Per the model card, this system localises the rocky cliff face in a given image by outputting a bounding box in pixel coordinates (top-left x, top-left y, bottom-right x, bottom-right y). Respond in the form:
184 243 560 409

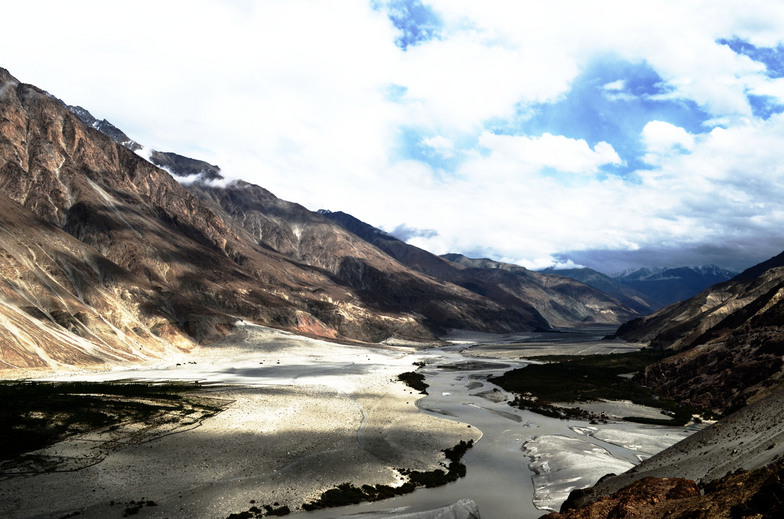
0 67 555 369
0 67 434 368
544 462 784 519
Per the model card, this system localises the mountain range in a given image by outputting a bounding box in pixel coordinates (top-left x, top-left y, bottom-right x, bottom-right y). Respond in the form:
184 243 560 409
3 66 784 518
0 67 646 370
541 265 737 312
615 252 784 414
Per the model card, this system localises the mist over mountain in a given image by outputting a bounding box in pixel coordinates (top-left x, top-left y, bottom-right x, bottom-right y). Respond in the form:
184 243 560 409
4 67 675 368
4 64 784 519
1 67 558 368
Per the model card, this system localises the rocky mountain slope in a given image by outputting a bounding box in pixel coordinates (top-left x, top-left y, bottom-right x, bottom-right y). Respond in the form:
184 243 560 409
186 181 549 334
545 460 784 519
441 254 641 327
549 384 784 518
544 254 784 518
320 211 640 327
613 265 737 308
1 67 565 369
615 253 784 414
540 267 657 315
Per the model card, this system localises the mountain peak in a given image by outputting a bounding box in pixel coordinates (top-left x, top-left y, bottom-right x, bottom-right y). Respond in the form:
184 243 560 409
64 104 223 184
66 104 142 151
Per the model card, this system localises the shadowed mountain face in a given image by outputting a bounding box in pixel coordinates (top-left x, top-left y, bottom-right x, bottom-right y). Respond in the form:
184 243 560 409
319 211 640 327
613 265 737 308
0 67 559 368
186 181 549 335
540 267 657 315
615 254 784 414
441 254 641 327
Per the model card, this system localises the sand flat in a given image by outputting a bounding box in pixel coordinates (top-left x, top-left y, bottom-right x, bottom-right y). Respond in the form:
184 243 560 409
0 324 479 519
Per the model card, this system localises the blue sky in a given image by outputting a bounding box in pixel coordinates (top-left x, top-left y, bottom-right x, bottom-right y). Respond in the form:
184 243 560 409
3 0 784 273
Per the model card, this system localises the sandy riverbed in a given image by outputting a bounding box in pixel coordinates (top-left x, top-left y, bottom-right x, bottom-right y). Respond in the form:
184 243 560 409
1 325 702 518
0 323 479 519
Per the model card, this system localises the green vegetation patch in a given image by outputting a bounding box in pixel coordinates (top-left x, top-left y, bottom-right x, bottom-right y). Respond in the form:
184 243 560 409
489 350 709 425
0 380 223 460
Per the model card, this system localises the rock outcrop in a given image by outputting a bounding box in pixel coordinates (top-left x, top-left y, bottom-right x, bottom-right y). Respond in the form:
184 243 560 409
549 386 784 518
544 462 784 519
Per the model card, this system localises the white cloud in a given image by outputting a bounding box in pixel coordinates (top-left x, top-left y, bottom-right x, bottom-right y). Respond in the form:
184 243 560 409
421 135 455 157
477 133 621 174
603 79 626 92
641 121 695 164
601 79 637 101
3 1 784 272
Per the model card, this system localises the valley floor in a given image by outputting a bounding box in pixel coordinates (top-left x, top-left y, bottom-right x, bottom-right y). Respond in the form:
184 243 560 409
0 324 477 519
0 324 699 519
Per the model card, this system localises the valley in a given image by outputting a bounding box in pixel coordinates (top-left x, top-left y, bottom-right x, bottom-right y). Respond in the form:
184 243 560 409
2 60 784 519
0 324 697 519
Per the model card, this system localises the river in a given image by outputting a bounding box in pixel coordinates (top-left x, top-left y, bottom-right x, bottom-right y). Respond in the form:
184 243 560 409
27 326 697 519
295 329 699 518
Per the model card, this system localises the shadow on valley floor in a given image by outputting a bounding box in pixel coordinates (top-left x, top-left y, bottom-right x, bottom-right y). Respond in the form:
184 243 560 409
0 384 474 519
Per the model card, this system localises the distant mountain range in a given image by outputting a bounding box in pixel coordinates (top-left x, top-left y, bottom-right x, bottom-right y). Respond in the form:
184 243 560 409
613 265 738 307
318 211 639 328
541 264 737 311
0 66 646 369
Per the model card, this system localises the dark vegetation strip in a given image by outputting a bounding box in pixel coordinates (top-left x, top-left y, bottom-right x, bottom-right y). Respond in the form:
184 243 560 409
0 381 222 460
489 350 717 425
397 371 429 394
226 503 291 518
298 440 473 512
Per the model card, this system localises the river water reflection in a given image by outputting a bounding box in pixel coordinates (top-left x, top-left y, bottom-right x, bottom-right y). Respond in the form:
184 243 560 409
297 328 698 518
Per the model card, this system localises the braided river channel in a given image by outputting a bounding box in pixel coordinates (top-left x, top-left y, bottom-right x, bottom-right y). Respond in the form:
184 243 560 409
297 328 701 519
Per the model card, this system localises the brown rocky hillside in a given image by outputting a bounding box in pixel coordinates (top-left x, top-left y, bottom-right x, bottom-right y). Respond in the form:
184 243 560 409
0 67 552 369
615 256 784 414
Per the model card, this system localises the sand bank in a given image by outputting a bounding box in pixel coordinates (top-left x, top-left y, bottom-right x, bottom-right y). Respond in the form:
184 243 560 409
0 324 479 519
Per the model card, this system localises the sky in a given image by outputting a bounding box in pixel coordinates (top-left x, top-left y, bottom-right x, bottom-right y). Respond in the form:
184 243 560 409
3 0 784 274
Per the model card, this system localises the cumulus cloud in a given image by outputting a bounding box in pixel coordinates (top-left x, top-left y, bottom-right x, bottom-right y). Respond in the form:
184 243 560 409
641 121 695 164
421 135 455 158
477 133 621 174
4 0 784 273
